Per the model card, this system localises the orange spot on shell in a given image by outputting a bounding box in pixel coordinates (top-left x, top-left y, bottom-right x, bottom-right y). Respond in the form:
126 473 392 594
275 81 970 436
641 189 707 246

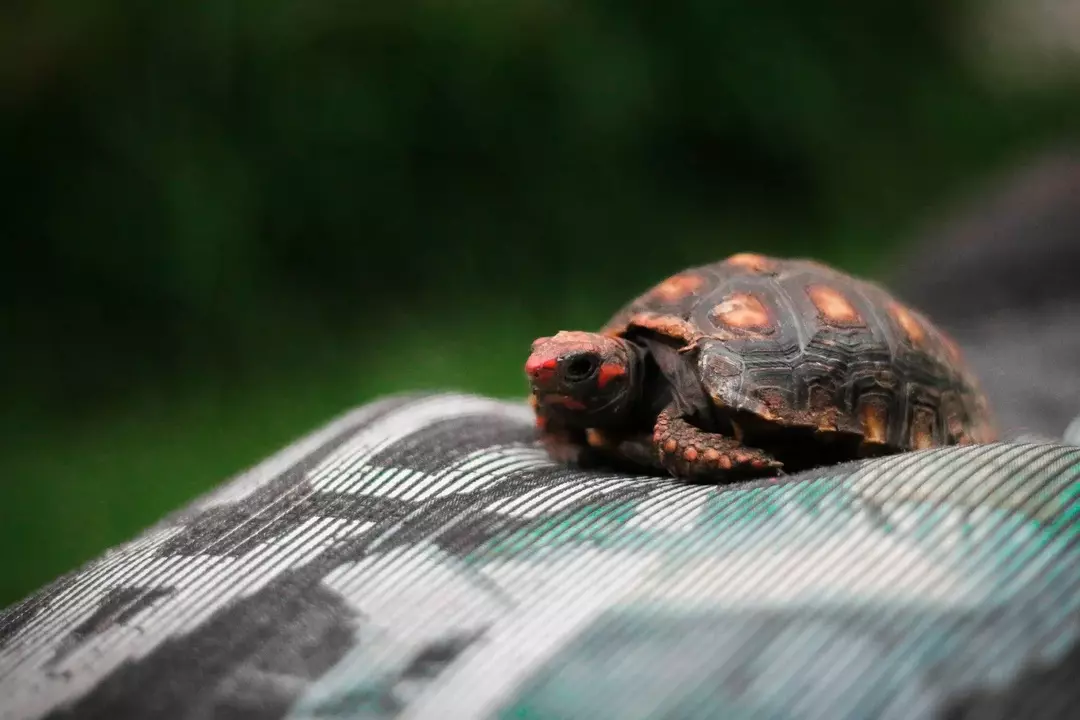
860 402 888 445
889 302 925 344
683 447 699 462
806 284 863 326
946 410 965 443
650 273 704 302
754 389 785 421
718 455 732 469
911 407 936 450
597 363 626 389
725 253 775 273
710 292 774 332
663 438 678 453
807 386 839 432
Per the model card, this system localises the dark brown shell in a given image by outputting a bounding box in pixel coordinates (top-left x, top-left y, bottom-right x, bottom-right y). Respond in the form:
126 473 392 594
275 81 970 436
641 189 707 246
602 253 998 451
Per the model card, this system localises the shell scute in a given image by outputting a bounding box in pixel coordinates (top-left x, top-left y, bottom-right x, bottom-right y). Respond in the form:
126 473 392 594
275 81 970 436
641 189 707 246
707 291 777 336
806 284 865 327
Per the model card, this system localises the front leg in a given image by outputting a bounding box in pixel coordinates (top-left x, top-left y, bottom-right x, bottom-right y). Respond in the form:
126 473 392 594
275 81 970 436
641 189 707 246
652 404 783 481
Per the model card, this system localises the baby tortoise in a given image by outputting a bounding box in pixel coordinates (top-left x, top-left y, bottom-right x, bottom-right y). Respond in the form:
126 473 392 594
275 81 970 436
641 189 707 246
525 253 998 482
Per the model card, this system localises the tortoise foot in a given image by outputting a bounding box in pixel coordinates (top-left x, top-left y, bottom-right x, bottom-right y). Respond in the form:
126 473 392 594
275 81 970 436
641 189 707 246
653 406 783 481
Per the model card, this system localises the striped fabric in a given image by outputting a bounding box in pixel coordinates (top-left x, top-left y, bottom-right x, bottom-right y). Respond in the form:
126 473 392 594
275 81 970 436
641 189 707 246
1 393 1079 720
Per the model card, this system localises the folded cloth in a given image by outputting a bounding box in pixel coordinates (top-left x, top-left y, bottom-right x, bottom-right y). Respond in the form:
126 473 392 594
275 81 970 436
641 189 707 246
1 393 1078 720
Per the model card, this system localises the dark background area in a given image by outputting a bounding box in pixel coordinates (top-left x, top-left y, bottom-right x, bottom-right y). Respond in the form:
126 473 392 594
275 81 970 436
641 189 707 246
2 0 1079 606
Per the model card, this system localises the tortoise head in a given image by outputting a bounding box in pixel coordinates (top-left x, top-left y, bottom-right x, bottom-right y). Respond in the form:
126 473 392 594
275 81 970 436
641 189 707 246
525 331 643 427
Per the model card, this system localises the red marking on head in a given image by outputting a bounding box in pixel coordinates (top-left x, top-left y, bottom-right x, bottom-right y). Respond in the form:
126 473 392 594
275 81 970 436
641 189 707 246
535 415 547 431
524 355 558 382
597 363 626 389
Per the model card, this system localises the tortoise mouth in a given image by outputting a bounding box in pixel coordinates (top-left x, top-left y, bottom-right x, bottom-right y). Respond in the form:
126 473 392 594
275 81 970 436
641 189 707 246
533 388 632 425
538 393 588 411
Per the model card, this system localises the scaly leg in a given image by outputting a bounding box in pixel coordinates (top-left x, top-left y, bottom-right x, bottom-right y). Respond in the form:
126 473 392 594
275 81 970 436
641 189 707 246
652 404 783 480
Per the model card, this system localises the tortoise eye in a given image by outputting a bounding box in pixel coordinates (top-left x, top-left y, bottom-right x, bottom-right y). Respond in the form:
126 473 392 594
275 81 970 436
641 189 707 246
564 355 599 383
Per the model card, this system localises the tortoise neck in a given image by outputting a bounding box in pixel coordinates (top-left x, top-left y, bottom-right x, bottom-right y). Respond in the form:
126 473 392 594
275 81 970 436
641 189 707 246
621 339 661 424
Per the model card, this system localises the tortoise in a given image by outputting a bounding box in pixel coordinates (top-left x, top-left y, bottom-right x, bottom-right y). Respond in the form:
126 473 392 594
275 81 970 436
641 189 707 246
524 252 997 481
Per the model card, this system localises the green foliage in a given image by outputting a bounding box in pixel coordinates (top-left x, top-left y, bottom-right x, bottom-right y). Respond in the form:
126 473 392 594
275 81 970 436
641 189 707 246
2 0 1078 604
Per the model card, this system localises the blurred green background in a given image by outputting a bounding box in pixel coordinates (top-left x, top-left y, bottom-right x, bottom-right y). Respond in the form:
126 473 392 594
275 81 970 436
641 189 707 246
3 0 1079 606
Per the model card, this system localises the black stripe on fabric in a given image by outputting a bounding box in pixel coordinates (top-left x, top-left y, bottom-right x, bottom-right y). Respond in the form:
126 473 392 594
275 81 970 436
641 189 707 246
314 628 490 718
44 587 176 669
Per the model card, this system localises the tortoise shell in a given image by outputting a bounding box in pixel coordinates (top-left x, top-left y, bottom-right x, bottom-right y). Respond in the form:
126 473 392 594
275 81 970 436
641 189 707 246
600 253 997 452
